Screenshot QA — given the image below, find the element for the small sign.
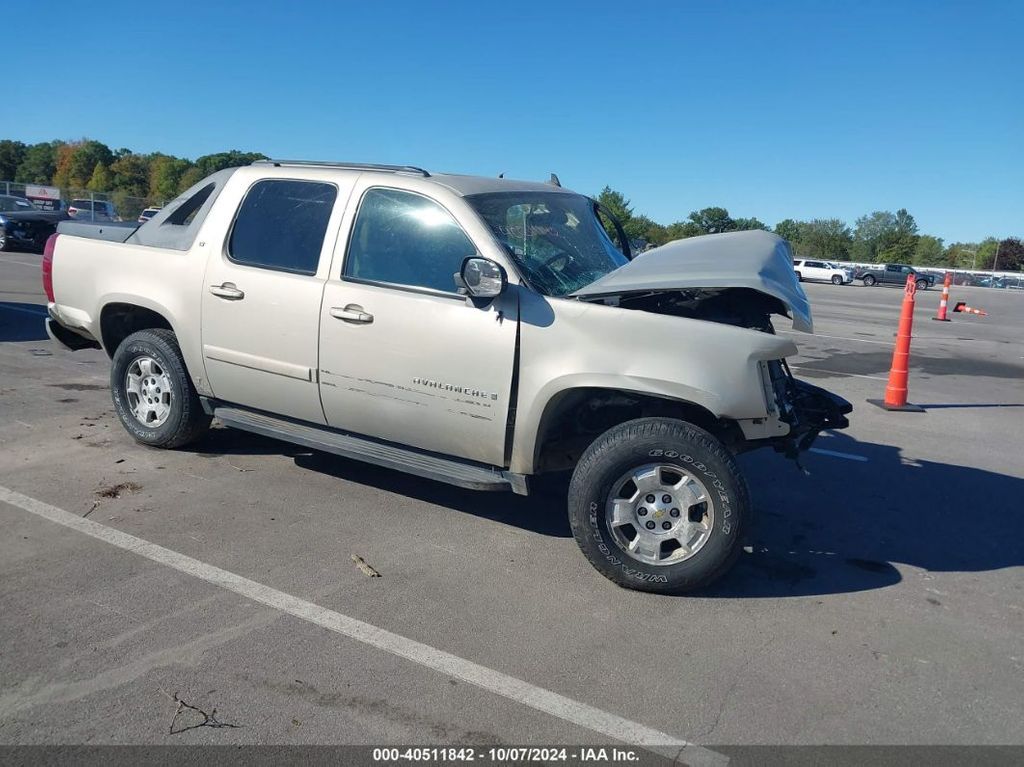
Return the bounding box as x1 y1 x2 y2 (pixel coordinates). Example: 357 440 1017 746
25 184 60 200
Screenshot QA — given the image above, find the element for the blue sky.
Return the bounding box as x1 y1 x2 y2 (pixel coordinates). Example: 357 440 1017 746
4 0 1021 242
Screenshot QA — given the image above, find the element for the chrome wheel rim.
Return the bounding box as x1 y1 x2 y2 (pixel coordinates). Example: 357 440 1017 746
606 463 714 566
125 356 172 427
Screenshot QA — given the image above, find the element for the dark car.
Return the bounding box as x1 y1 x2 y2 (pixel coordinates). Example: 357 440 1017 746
0 207 70 252
855 263 934 289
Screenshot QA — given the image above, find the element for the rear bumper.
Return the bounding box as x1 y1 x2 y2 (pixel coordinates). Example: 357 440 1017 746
45 315 101 351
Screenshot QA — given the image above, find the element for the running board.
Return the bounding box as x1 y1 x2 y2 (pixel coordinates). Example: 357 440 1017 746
211 405 523 493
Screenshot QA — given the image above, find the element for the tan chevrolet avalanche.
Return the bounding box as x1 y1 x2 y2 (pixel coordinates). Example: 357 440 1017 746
42 160 851 594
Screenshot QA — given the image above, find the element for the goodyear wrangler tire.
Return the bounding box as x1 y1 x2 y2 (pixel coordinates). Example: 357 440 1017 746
568 418 748 594
110 329 211 449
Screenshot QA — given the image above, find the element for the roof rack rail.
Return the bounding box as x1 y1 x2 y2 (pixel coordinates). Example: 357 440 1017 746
252 159 430 177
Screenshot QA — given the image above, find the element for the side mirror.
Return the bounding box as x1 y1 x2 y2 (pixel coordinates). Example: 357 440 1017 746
458 257 506 299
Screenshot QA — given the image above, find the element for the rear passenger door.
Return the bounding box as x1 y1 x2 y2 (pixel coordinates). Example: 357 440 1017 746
201 176 352 424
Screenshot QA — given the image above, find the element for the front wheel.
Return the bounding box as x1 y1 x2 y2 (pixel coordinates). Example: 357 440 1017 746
110 329 211 448
832 275 844 285
862 275 876 286
568 418 748 594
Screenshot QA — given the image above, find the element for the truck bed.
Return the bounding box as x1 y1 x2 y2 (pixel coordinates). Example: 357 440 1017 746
56 220 139 243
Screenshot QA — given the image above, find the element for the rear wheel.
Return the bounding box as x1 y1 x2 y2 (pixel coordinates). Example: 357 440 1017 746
832 275 844 285
916 279 929 291
110 329 211 448
862 274 876 286
568 418 748 594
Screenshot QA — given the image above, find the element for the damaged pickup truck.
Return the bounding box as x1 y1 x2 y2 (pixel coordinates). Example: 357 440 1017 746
43 160 850 593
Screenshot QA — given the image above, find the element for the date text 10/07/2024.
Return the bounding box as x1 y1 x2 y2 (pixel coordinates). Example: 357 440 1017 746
372 747 641 763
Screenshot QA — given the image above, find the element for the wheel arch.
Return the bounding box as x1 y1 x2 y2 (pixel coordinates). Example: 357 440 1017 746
522 385 741 475
99 301 175 358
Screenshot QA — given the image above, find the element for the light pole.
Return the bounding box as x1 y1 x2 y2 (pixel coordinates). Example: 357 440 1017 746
992 239 1001 276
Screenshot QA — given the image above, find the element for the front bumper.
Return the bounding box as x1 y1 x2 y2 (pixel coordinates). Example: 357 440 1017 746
783 377 852 445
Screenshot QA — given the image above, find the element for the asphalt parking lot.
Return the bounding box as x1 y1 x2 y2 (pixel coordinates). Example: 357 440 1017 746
1 250 1022 754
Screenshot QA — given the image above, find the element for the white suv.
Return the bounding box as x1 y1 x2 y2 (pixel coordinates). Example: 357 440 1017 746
793 259 851 285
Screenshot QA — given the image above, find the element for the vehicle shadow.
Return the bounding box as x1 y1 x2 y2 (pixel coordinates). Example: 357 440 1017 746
195 424 1023 597
0 302 49 342
704 431 1024 598
292 450 573 538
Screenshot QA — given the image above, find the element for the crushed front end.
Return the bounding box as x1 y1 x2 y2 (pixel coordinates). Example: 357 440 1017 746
763 359 852 459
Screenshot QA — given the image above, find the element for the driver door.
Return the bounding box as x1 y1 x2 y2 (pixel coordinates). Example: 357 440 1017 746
318 185 517 466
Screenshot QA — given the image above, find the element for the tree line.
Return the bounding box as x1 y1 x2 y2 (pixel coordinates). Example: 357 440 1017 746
599 187 1021 272
0 138 266 218
0 138 1018 271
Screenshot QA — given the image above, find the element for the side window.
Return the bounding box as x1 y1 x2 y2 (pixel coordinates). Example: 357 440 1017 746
345 188 476 293
228 179 337 275
886 265 900 273
807 261 823 268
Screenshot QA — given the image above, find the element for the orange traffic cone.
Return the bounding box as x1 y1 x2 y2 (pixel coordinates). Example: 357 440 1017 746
868 275 925 412
932 272 952 321
953 301 988 316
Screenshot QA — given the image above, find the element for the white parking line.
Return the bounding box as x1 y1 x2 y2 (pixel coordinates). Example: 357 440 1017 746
778 329 893 346
788 364 888 381
0 257 42 268
809 447 869 462
0 484 723 765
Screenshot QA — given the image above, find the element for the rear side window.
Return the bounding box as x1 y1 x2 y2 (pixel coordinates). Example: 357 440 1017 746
228 180 337 275
344 188 476 293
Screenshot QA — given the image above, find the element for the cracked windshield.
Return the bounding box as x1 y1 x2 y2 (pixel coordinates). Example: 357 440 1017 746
468 192 628 296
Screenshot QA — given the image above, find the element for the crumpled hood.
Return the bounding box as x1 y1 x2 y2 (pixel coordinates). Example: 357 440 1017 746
572 230 813 333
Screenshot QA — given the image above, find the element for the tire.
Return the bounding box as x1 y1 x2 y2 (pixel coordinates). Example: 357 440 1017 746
831 275 843 285
794 271 802 282
110 328 211 449
0 229 8 252
568 418 749 594
862 275 876 286
916 279 929 291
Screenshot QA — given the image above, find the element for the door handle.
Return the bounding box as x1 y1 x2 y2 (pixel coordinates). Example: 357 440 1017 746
330 305 373 324
209 282 245 300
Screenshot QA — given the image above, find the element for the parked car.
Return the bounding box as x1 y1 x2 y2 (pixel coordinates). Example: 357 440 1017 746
0 194 36 213
0 205 69 252
792 259 852 285
67 199 118 222
43 160 851 595
855 263 933 289
137 206 162 224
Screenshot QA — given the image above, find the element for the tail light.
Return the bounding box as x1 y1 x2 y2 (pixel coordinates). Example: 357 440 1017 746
42 233 58 302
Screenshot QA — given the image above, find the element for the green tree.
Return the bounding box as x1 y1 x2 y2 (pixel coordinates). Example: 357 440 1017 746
15 141 62 183
732 217 769 232
596 186 635 240
913 235 945 266
149 154 192 201
774 219 803 246
853 210 907 262
110 153 151 197
87 162 112 192
685 206 734 235
800 219 853 260
943 242 978 269
0 140 27 181
66 140 114 189
973 237 1000 270
177 149 265 192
